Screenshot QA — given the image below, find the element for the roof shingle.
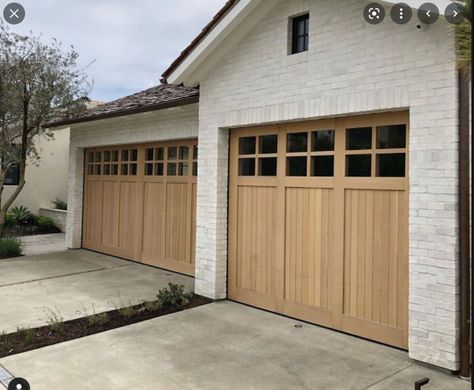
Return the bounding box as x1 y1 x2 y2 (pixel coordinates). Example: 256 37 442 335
48 84 199 127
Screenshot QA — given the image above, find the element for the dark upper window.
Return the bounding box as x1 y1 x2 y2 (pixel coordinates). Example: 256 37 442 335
291 14 309 54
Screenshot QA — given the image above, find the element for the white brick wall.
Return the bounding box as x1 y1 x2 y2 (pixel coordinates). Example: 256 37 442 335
194 0 459 370
66 104 199 249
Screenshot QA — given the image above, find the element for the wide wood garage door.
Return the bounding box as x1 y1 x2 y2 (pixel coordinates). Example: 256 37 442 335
229 112 409 348
83 139 198 276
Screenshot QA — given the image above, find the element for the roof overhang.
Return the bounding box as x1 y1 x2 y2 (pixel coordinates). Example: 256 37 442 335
46 95 199 128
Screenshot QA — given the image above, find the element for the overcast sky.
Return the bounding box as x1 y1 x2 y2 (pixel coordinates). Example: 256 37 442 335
5 0 226 102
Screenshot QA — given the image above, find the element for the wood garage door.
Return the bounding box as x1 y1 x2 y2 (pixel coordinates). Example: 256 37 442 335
83 140 198 276
229 112 409 348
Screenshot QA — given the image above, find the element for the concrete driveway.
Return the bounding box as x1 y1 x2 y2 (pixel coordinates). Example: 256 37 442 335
0 250 193 333
0 302 468 390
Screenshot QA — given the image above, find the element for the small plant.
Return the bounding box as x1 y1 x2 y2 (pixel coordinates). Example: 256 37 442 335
37 216 56 228
143 300 161 312
0 237 22 259
156 283 191 309
52 199 67 210
119 305 136 318
88 312 110 326
41 307 64 332
0 331 11 353
9 206 32 224
17 327 36 343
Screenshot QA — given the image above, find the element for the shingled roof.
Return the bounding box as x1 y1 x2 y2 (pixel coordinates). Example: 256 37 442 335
48 84 199 127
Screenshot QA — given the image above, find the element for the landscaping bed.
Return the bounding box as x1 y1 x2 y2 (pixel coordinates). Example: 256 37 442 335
0 292 211 358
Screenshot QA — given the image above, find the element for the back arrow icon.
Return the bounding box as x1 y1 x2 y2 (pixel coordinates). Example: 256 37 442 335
426 10 431 17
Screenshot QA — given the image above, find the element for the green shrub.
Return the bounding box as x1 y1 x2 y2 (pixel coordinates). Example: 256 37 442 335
157 283 192 309
9 206 32 224
52 199 67 210
143 300 161 312
4 213 16 227
17 327 36 343
37 216 56 228
0 331 11 353
118 305 136 318
88 312 109 326
0 237 22 259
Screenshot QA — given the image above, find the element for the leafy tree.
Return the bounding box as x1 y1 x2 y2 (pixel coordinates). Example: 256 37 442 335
0 23 89 236
456 0 472 70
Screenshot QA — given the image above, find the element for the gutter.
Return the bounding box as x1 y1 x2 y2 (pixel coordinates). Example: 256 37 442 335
45 95 199 129
458 64 471 379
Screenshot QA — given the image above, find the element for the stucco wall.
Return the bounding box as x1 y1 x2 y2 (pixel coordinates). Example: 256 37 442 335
195 0 459 370
66 103 199 249
2 128 70 215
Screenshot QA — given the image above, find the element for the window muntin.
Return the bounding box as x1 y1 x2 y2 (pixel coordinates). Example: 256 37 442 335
291 14 309 54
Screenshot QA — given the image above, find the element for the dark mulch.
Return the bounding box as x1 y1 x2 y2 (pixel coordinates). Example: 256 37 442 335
0 295 212 358
3 224 61 237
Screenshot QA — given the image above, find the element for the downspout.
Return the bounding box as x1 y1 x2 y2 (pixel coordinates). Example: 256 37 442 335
458 64 471 379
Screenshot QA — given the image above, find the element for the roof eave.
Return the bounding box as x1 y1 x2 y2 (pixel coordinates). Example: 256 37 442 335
45 95 199 128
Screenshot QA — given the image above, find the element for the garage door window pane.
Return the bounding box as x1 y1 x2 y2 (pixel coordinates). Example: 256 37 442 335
312 130 334 151
346 155 371 177
287 156 307 176
193 145 198 159
239 137 256 155
168 147 178 161
179 162 189 176
111 165 118 175
121 164 128 176
88 152 94 163
168 163 177 176
259 135 278 154
145 163 153 176
287 132 308 152
104 151 111 162
146 148 154 161
130 149 138 162
259 158 277 176
193 162 198 176
347 128 372 150
112 151 119 162
311 156 334 176
155 148 164 161
377 153 405 177
377 125 406 149
180 146 189 160
239 158 255 176
155 163 164 176
94 165 101 175
130 163 137 176
88 165 94 175
121 150 129 162
95 152 102 162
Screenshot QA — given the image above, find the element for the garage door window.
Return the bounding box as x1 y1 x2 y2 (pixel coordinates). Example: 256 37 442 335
345 124 407 178
238 135 278 177
286 130 335 177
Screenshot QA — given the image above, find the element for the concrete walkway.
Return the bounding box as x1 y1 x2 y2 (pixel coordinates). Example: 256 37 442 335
0 302 468 390
20 233 66 256
0 250 193 333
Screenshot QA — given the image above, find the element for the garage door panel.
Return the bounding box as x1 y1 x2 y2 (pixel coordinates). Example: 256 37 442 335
236 186 276 296
343 189 407 331
165 183 189 264
284 187 333 309
101 181 120 248
83 180 102 243
118 182 138 253
142 182 166 260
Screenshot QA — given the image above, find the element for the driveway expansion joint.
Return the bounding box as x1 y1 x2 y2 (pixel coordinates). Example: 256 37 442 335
0 264 131 289
363 363 414 389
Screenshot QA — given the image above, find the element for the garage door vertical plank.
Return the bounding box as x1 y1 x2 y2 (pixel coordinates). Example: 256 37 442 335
388 190 399 327
357 190 367 319
364 190 374 320
380 191 390 325
372 191 382 324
